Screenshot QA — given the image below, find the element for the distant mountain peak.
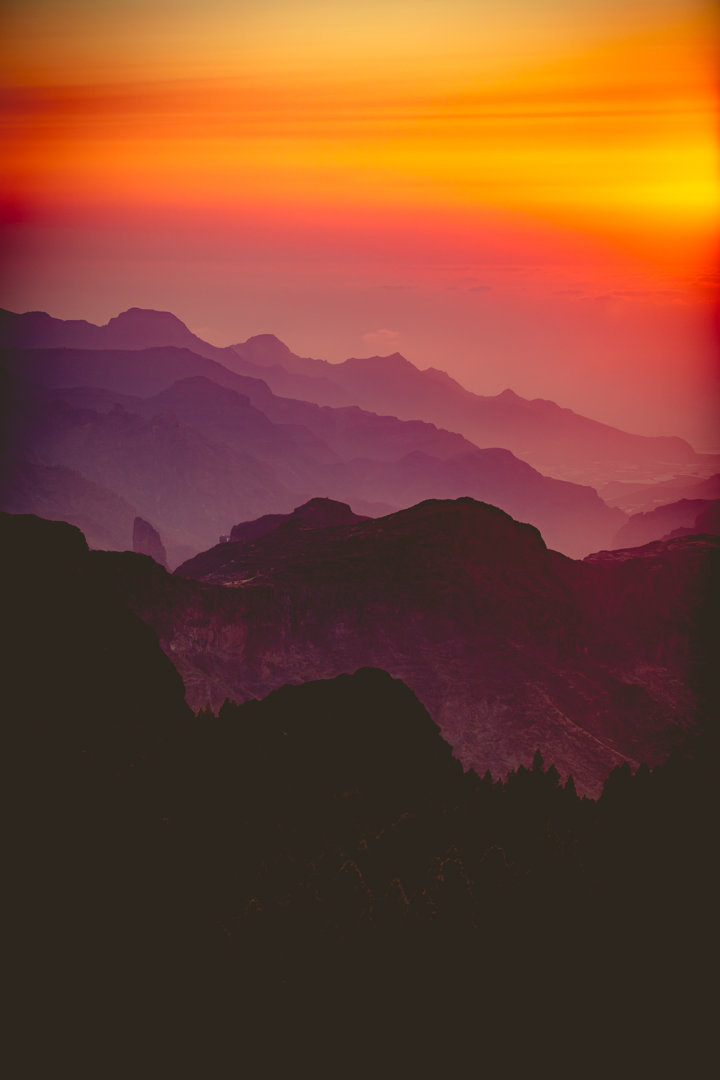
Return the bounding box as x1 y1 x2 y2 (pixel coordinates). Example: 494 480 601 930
133 516 168 568
348 352 413 368
244 333 292 352
108 307 187 327
218 497 368 550
291 497 358 521
231 334 296 365
422 367 462 385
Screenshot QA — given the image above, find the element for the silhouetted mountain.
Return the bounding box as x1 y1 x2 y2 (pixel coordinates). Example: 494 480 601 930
314 447 624 556
133 516 168 568
4 510 190 751
182 498 369 578
6 506 712 1071
611 498 716 549
230 497 367 542
139 497 714 793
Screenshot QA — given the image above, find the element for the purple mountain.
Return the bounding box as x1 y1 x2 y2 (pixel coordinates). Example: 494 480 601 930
128 497 715 794
0 373 294 565
229 336 707 486
2 358 626 556
133 516 168 568
600 473 720 514
3 307 710 487
611 498 718 549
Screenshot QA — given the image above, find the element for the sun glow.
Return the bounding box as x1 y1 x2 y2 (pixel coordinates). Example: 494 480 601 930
1 1 717 444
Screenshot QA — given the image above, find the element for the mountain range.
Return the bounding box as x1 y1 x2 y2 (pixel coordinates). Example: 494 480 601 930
4 306 715 488
75 495 713 796
229 333 712 487
2 304 714 799
2 309 640 559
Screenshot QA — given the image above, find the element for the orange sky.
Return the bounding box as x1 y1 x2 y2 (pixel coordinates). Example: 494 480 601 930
1 0 718 445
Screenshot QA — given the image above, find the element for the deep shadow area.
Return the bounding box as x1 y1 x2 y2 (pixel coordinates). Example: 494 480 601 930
5 512 715 1077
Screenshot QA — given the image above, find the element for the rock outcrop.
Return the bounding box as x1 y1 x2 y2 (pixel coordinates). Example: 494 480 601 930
133 516 168 568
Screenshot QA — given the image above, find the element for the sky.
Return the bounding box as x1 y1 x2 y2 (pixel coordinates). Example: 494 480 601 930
1 0 718 447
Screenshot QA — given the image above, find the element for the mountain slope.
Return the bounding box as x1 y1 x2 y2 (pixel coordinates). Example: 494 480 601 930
3 307 708 488
230 336 705 485
2 354 626 556
600 472 720 513
313 447 624 556
0 345 478 462
4 510 191 744
1 373 295 564
0 458 139 553
0 305 236 364
121 497 715 794
612 498 717 549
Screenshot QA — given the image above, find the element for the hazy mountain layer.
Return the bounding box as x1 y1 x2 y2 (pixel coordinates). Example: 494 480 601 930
0 305 237 364
600 472 720 514
0 344 482 461
133 516 168 568
3 306 710 489
229 333 706 486
1 373 295 564
612 498 718 549
2 356 626 557
0 458 139 553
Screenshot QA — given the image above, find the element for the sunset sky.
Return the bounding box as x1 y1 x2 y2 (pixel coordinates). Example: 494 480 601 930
1 0 718 446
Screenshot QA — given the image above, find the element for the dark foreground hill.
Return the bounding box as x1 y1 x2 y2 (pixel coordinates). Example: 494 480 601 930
133 497 715 794
5 509 713 1074
4 511 191 746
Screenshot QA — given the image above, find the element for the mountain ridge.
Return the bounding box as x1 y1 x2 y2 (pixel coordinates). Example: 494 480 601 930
1 350 627 557
2 306 709 488
135 496 716 793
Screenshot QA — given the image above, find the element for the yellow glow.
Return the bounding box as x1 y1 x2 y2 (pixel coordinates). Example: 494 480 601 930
1 1 717 266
